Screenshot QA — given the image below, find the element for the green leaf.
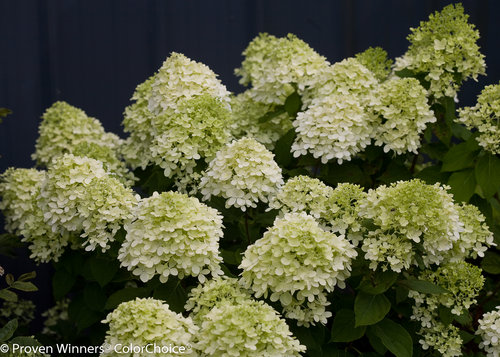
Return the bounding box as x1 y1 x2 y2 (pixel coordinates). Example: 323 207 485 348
18 271 36 281
378 162 412 184
331 309 366 343
358 271 398 295
451 123 472 141
481 251 500 274
441 143 477 172
76 310 101 332
420 142 448 161
0 289 17 302
475 154 500 198
5 274 14 286
220 249 243 266
399 280 448 294
455 311 472 326
323 162 364 186
415 166 449 185
104 287 150 310
284 92 302 117
153 279 187 313
258 106 285 124
371 319 413 357
366 327 388 355
84 283 107 311
273 129 295 168
10 336 41 347
438 306 453 325
90 257 119 287
11 281 38 292
447 169 476 202
458 331 475 344
52 270 76 300
354 292 391 326
0 319 18 342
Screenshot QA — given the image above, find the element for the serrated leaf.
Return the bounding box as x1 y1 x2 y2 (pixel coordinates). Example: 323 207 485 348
481 251 500 274
11 281 37 292
331 309 366 343
399 279 449 294
284 92 302 117
441 143 477 172
354 292 391 326
0 319 18 342
447 169 476 202
475 154 500 198
273 129 295 168
0 289 17 302
358 271 398 295
371 319 413 357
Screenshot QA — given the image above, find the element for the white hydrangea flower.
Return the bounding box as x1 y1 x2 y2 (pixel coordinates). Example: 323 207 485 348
0 168 71 262
42 299 70 338
199 137 283 211
230 90 292 149
395 3 485 99
477 306 500 357
359 179 462 271
239 212 357 326
148 52 230 115
372 77 436 155
292 92 378 164
185 277 252 323
457 82 500 155
32 101 123 168
235 33 329 104
118 191 224 283
0 299 36 326
101 298 198 357
355 46 393 81
39 154 138 252
197 299 305 357
417 320 462 357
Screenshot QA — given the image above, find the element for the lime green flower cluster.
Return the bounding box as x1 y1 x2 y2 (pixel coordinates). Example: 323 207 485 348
42 299 69 338
32 101 127 176
360 179 462 271
397 3 485 99
240 212 357 326
0 299 35 326
197 299 305 357
122 53 233 188
293 58 378 164
409 262 484 356
0 168 71 262
230 90 292 149
477 306 500 357
457 82 500 155
355 46 393 81
199 137 283 211
235 33 328 104
39 154 138 252
372 77 436 155
118 191 224 283
101 298 198 357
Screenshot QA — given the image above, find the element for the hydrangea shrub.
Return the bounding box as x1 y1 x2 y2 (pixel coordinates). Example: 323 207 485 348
1 3 500 357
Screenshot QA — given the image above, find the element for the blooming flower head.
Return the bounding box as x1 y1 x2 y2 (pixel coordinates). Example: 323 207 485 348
0 299 36 326
0 168 71 262
199 137 283 211
477 306 500 357
118 191 224 283
39 154 137 252
359 179 462 271
185 277 252 323
42 299 70 339
372 77 436 155
235 33 329 104
101 298 198 357
239 212 357 326
417 320 462 357
292 92 378 164
396 3 485 99
32 101 122 167
148 52 230 115
457 82 500 155
355 46 393 81
328 183 367 242
230 90 292 149
196 299 305 356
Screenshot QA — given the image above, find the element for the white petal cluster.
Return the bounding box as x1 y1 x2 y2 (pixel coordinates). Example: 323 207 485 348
118 191 224 283
457 82 500 155
39 154 137 252
293 58 378 164
395 3 485 99
477 306 500 357
359 179 462 271
239 212 357 326
230 90 292 149
42 299 70 338
199 137 283 211
235 33 329 104
0 168 71 262
0 298 36 326
355 46 393 81
372 77 436 155
101 298 198 357
197 299 305 357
